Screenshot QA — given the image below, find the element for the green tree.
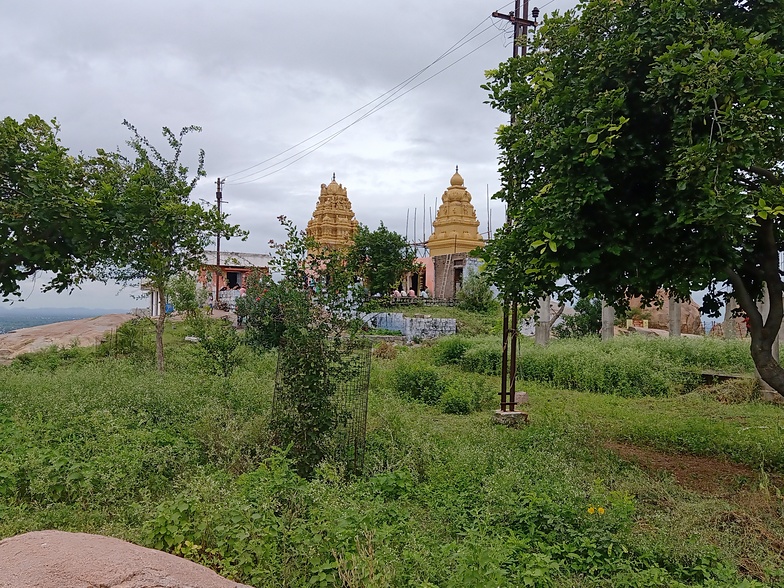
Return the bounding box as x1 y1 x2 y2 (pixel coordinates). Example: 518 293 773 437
107 121 246 371
167 271 207 318
0 115 120 298
238 217 366 477
553 297 602 339
348 222 417 296
483 0 784 394
456 269 498 313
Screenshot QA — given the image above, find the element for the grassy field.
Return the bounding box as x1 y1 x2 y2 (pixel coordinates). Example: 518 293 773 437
1 319 782 586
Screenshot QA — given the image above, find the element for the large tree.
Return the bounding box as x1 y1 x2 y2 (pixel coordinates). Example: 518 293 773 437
0 115 119 298
107 121 245 371
483 0 784 394
348 222 417 296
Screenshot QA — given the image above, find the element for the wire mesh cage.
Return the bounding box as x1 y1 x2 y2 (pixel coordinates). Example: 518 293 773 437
272 336 371 477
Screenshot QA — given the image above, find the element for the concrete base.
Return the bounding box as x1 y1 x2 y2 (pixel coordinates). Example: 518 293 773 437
492 410 529 427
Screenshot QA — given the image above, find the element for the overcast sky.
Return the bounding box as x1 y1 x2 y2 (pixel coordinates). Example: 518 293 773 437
2 0 577 309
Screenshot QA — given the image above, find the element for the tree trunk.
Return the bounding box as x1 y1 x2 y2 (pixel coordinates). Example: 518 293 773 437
725 219 784 401
156 286 166 372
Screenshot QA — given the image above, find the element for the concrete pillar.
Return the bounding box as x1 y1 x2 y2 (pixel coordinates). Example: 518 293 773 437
601 300 615 341
723 298 738 339
535 296 551 347
668 296 681 337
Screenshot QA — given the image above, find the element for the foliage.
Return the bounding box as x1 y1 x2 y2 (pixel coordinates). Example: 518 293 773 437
237 217 367 477
392 362 446 404
433 336 471 365
0 115 121 298
460 343 503 376
348 222 417 296
456 269 498 313
167 271 207 318
196 320 244 377
440 385 475 415
553 297 602 339
1 330 784 585
105 120 246 371
482 0 784 392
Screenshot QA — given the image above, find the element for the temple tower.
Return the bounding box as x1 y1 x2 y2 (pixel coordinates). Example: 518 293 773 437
427 167 484 257
306 174 359 248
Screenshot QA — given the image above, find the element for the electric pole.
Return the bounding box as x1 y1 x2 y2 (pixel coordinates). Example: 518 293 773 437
492 0 539 414
492 0 539 58
215 177 225 305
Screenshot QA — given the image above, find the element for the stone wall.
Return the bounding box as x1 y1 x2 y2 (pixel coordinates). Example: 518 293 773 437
364 312 456 341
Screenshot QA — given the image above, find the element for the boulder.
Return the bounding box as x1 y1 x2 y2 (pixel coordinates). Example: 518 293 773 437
628 290 704 335
0 530 252 588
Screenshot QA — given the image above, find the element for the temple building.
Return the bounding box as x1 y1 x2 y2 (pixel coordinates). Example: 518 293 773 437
306 174 359 248
425 168 485 299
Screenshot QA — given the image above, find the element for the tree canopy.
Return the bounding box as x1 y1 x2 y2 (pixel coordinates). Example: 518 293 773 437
483 0 784 391
106 121 246 370
0 115 119 299
348 222 417 296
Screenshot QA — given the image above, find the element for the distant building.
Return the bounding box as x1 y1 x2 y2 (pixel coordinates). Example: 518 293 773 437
198 250 271 309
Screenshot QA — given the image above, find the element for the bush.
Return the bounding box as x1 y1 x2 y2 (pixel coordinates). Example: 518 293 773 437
460 344 503 376
434 336 471 365
440 385 474 415
197 321 244 377
553 297 602 339
393 362 447 404
456 270 498 313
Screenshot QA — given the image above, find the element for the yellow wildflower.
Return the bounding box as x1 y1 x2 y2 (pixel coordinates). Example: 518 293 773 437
598 507 606 515
587 507 595 514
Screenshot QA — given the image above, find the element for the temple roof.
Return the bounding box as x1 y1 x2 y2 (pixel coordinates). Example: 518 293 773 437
427 167 484 257
306 175 359 248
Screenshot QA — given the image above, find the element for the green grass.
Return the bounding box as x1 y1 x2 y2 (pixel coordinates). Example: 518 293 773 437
1 319 782 586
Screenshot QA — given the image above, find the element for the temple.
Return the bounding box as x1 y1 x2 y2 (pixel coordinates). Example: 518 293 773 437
426 167 484 257
306 174 359 248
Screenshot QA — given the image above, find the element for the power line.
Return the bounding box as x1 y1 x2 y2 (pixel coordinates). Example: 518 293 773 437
225 12 513 184
229 28 507 185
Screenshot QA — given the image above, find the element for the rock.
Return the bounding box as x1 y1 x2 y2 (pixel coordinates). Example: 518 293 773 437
0 530 252 588
628 290 704 335
514 391 530 406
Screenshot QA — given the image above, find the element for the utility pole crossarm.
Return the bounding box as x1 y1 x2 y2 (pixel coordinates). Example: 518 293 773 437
491 11 537 28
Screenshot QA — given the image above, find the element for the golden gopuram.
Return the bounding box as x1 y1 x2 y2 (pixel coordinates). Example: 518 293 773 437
427 167 484 257
306 174 359 248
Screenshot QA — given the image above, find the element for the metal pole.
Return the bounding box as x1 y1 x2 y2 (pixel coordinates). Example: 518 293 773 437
215 178 224 305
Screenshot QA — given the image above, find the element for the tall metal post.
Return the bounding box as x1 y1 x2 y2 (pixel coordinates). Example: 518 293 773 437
492 2 539 411
215 178 224 305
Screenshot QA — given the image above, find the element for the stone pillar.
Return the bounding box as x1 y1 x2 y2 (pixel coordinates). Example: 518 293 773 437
535 296 550 347
601 300 615 341
722 298 738 339
668 296 681 337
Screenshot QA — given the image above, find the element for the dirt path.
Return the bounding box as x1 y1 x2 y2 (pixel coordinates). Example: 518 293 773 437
0 314 134 362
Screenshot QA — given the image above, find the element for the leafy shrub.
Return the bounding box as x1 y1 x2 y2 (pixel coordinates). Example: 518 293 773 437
197 321 243 377
553 296 602 339
393 362 446 404
456 270 498 313
434 336 471 365
440 386 474 414
460 343 503 375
